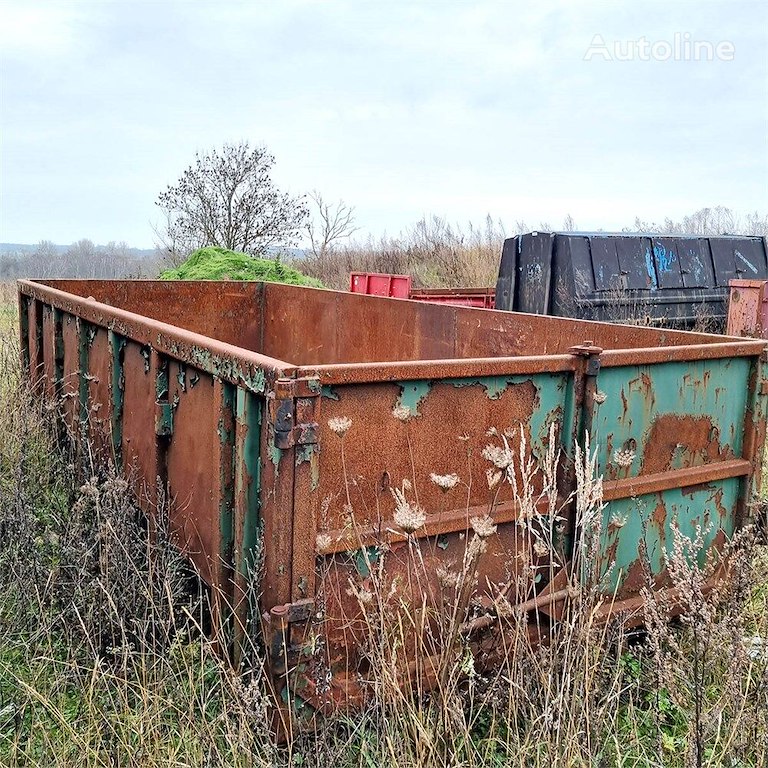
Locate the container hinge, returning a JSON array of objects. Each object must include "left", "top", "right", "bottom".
[
  {"left": 271, "top": 597, "right": 316, "bottom": 625},
  {"left": 271, "top": 377, "right": 321, "bottom": 449},
  {"left": 569, "top": 341, "right": 603, "bottom": 376},
  {"left": 264, "top": 598, "right": 317, "bottom": 675}
]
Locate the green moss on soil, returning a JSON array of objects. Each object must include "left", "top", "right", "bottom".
[{"left": 160, "top": 247, "right": 322, "bottom": 287}]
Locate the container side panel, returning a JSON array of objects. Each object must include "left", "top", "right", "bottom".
[
  {"left": 121, "top": 340, "right": 161, "bottom": 510},
  {"left": 109, "top": 331, "right": 126, "bottom": 469},
  {"left": 60, "top": 313, "right": 80, "bottom": 432},
  {"left": 595, "top": 479, "right": 739, "bottom": 596},
  {"left": 679, "top": 239, "right": 716, "bottom": 289},
  {"left": 19, "top": 292, "right": 31, "bottom": 373},
  {"left": 232, "top": 387, "right": 265, "bottom": 653},
  {"left": 616, "top": 236, "right": 656, "bottom": 290},
  {"left": 514, "top": 232, "right": 554, "bottom": 314},
  {"left": 711, "top": 238, "right": 768, "bottom": 286},
  {"left": 494, "top": 236, "right": 518, "bottom": 312},
  {"left": 28, "top": 298, "right": 45, "bottom": 389},
  {"left": 308, "top": 372, "right": 572, "bottom": 711},
  {"left": 41, "top": 304, "right": 56, "bottom": 400},
  {"left": 85, "top": 327, "right": 114, "bottom": 460},
  {"left": 316, "top": 372, "right": 569, "bottom": 545},
  {"left": 164, "top": 361, "right": 226, "bottom": 587},
  {"left": 590, "top": 238, "right": 622, "bottom": 291},
  {"left": 36, "top": 280, "right": 264, "bottom": 352},
  {"left": 255, "top": 402, "right": 295, "bottom": 611},
  {"left": 591, "top": 358, "right": 750, "bottom": 480},
  {"left": 261, "top": 287, "right": 457, "bottom": 365},
  {"left": 651, "top": 237, "right": 685, "bottom": 289}
]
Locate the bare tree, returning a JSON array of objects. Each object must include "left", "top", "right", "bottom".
[
  {"left": 156, "top": 142, "right": 308, "bottom": 260},
  {"left": 306, "top": 190, "right": 359, "bottom": 260}
]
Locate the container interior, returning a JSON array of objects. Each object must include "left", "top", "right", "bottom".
[{"left": 36, "top": 279, "right": 725, "bottom": 366}]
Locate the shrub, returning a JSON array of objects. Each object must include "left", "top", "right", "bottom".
[{"left": 159, "top": 246, "right": 323, "bottom": 287}]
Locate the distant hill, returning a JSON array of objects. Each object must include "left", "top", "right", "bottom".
[
  {"left": 0, "top": 243, "right": 306, "bottom": 259},
  {"left": 0, "top": 242, "right": 157, "bottom": 259}
]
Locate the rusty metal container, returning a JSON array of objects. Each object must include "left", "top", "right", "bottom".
[
  {"left": 349, "top": 272, "right": 412, "bottom": 298},
  {"left": 17, "top": 278, "right": 768, "bottom": 724},
  {"left": 727, "top": 279, "right": 768, "bottom": 338},
  {"left": 496, "top": 232, "right": 768, "bottom": 327},
  {"left": 408, "top": 286, "right": 496, "bottom": 308},
  {"left": 350, "top": 272, "right": 497, "bottom": 308}
]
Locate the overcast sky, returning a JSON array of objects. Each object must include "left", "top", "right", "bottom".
[{"left": 1, "top": 0, "right": 766, "bottom": 248}]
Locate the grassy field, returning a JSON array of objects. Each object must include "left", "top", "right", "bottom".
[{"left": 1, "top": 282, "right": 767, "bottom": 767}]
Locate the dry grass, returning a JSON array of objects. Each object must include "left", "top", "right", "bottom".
[
  {"left": 298, "top": 215, "right": 505, "bottom": 290},
  {"left": 0, "top": 282, "right": 17, "bottom": 335}
]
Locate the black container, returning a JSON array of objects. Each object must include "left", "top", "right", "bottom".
[{"left": 495, "top": 232, "right": 768, "bottom": 327}]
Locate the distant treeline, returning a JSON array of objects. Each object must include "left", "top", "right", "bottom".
[
  {"left": 298, "top": 206, "right": 768, "bottom": 289},
  {"left": 0, "top": 240, "right": 163, "bottom": 279}
]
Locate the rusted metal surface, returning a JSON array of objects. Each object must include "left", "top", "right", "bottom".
[
  {"left": 17, "top": 278, "right": 768, "bottom": 728},
  {"left": 727, "top": 279, "right": 768, "bottom": 338}
]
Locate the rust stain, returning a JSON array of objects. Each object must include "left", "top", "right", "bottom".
[{"left": 640, "top": 414, "right": 734, "bottom": 475}]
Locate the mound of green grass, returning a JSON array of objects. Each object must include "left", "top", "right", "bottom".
[{"left": 159, "top": 246, "right": 323, "bottom": 287}]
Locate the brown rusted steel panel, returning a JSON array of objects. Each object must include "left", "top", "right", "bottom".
[
  {"left": 17, "top": 277, "right": 768, "bottom": 730},
  {"left": 121, "top": 340, "right": 161, "bottom": 510},
  {"left": 727, "top": 279, "right": 768, "bottom": 338}
]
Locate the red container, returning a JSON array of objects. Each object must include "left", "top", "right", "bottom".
[
  {"left": 349, "top": 272, "right": 411, "bottom": 298},
  {"left": 410, "top": 287, "right": 496, "bottom": 309},
  {"left": 727, "top": 279, "right": 768, "bottom": 338}
]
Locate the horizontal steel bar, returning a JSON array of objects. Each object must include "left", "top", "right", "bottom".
[
  {"left": 297, "top": 355, "right": 579, "bottom": 385},
  {"left": 602, "top": 459, "right": 751, "bottom": 501},
  {"left": 319, "top": 496, "right": 563, "bottom": 554},
  {"left": 600, "top": 341, "right": 766, "bottom": 367}
]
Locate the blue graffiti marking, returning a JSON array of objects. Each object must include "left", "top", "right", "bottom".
[
  {"left": 644, "top": 247, "right": 658, "bottom": 290},
  {"left": 653, "top": 243, "right": 676, "bottom": 273}
]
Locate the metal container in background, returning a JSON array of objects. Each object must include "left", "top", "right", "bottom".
[
  {"left": 17, "top": 278, "right": 768, "bottom": 729},
  {"left": 349, "top": 272, "right": 412, "bottom": 298},
  {"left": 496, "top": 232, "right": 768, "bottom": 327},
  {"left": 727, "top": 279, "right": 768, "bottom": 338}
]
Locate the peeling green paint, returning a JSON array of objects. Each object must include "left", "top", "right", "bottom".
[
  {"left": 52, "top": 308, "right": 64, "bottom": 391},
  {"left": 321, "top": 385, "right": 340, "bottom": 400},
  {"left": 396, "top": 380, "right": 432, "bottom": 415},
  {"left": 296, "top": 444, "right": 320, "bottom": 490},
  {"left": 595, "top": 478, "right": 739, "bottom": 591},
  {"left": 269, "top": 442, "right": 283, "bottom": 469},
  {"left": 591, "top": 359, "right": 750, "bottom": 478},
  {"left": 155, "top": 357, "right": 173, "bottom": 437},
  {"left": 187, "top": 345, "right": 267, "bottom": 393},
  {"left": 235, "top": 387, "right": 263, "bottom": 580},
  {"left": 354, "top": 546, "right": 380, "bottom": 577},
  {"left": 450, "top": 375, "right": 522, "bottom": 399},
  {"left": 176, "top": 364, "right": 187, "bottom": 392},
  {"left": 218, "top": 382, "right": 236, "bottom": 573},
  {"left": 77, "top": 319, "right": 90, "bottom": 424}
]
